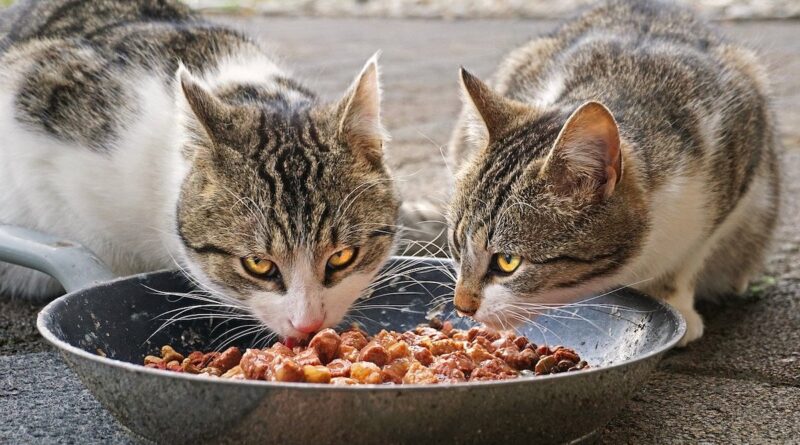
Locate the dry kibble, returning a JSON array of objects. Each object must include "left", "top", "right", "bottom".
[
  {"left": 181, "top": 357, "right": 201, "bottom": 374},
  {"left": 144, "top": 322, "right": 588, "bottom": 384},
  {"left": 557, "top": 360, "right": 576, "bottom": 372},
  {"left": 144, "top": 355, "right": 163, "bottom": 366},
  {"left": 535, "top": 355, "right": 557, "bottom": 375},
  {"left": 160, "top": 345, "right": 184, "bottom": 364}
]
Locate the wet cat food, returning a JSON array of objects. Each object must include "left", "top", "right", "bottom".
[{"left": 142, "top": 321, "right": 590, "bottom": 384}]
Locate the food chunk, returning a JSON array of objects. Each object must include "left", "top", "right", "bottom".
[
  {"left": 144, "top": 321, "right": 589, "bottom": 384},
  {"left": 358, "top": 341, "right": 389, "bottom": 367},
  {"left": 308, "top": 329, "right": 341, "bottom": 364},
  {"left": 402, "top": 361, "right": 438, "bottom": 384},
  {"left": 350, "top": 361, "right": 382, "bottom": 384}
]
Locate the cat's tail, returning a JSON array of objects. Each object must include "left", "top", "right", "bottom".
[{"left": 397, "top": 200, "right": 450, "bottom": 258}]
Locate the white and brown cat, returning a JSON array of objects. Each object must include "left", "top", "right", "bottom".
[
  {"left": 443, "top": 0, "right": 780, "bottom": 345},
  {"left": 0, "top": 0, "right": 400, "bottom": 340}
]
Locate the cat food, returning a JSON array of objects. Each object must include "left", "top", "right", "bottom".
[{"left": 142, "top": 321, "right": 590, "bottom": 384}]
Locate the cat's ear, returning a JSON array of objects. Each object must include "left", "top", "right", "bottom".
[
  {"left": 176, "top": 64, "right": 252, "bottom": 149},
  {"left": 459, "top": 68, "right": 537, "bottom": 147},
  {"left": 334, "top": 53, "right": 388, "bottom": 164},
  {"left": 544, "top": 101, "right": 622, "bottom": 201}
]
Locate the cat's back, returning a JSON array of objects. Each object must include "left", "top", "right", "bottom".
[
  {"left": 505, "top": 1, "right": 772, "bottom": 189},
  {"left": 504, "top": 0, "right": 755, "bottom": 109},
  {"left": 0, "top": 0, "right": 261, "bottom": 150},
  {"left": 0, "top": 0, "right": 194, "bottom": 48}
]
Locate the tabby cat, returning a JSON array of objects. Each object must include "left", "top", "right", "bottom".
[
  {"left": 0, "top": 0, "right": 399, "bottom": 339},
  {"left": 445, "top": 0, "right": 779, "bottom": 345}
]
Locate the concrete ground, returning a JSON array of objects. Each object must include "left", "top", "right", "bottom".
[{"left": 1, "top": 16, "right": 799, "bottom": 444}]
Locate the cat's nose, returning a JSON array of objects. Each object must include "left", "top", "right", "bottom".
[
  {"left": 454, "top": 285, "right": 480, "bottom": 316},
  {"left": 292, "top": 318, "right": 324, "bottom": 334}
]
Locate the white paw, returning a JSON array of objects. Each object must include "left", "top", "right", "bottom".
[{"left": 676, "top": 306, "right": 704, "bottom": 347}]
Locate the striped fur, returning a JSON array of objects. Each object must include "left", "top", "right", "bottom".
[
  {"left": 446, "top": 0, "right": 780, "bottom": 345},
  {"left": 0, "top": 0, "right": 399, "bottom": 339}
]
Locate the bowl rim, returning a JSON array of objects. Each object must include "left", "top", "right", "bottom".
[{"left": 36, "top": 258, "right": 686, "bottom": 393}]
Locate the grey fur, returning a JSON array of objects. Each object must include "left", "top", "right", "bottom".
[
  {"left": 445, "top": 0, "right": 779, "bottom": 331},
  {"left": 0, "top": 0, "right": 400, "bottom": 309},
  {"left": 1, "top": 0, "right": 257, "bottom": 150}
]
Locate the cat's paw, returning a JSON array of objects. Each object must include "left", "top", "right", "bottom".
[{"left": 676, "top": 306, "right": 704, "bottom": 347}]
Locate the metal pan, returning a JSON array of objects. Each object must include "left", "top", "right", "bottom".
[{"left": 0, "top": 224, "right": 685, "bottom": 444}]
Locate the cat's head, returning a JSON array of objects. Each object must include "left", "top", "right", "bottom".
[
  {"left": 174, "top": 57, "right": 399, "bottom": 339},
  {"left": 447, "top": 69, "right": 648, "bottom": 328}
]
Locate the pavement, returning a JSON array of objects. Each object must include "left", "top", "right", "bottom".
[{"left": 1, "top": 16, "right": 799, "bottom": 444}]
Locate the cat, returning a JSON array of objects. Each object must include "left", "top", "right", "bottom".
[
  {"left": 0, "top": 0, "right": 400, "bottom": 340},
  {"left": 443, "top": 0, "right": 780, "bottom": 346}
]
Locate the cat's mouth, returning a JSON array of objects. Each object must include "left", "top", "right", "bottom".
[{"left": 471, "top": 278, "right": 620, "bottom": 329}]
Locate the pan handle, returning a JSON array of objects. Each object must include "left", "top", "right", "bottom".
[{"left": 0, "top": 225, "right": 115, "bottom": 293}]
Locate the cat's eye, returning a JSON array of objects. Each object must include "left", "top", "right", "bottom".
[
  {"left": 491, "top": 253, "right": 522, "bottom": 275},
  {"left": 327, "top": 247, "right": 357, "bottom": 270},
  {"left": 241, "top": 255, "right": 277, "bottom": 277}
]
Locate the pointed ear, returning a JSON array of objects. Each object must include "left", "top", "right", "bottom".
[
  {"left": 544, "top": 101, "right": 622, "bottom": 201},
  {"left": 459, "top": 67, "right": 537, "bottom": 147},
  {"left": 176, "top": 65, "right": 253, "bottom": 149},
  {"left": 335, "top": 53, "right": 388, "bottom": 164}
]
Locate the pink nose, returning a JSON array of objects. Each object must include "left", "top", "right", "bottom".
[{"left": 292, "top": 319, "right": 323, "bottom": 334}]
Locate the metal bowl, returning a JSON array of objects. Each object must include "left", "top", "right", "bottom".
[{"left": 1, "top": 225, "right": 685, "bottom": 444}]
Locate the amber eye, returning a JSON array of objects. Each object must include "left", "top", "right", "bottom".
[
  {"left": 327, "top": 247, "right": 357, "bottom": 270},
  {"left": 241, "top": 256, "right": 276, "bottom": 277},
  {"left": 492, "top": 253, "right": 522, "bottom": 275}
]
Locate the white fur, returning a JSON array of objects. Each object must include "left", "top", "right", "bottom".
[
  {"left": 247, "top": 250, "right": 374, "bottom": 338},
  {"left": 0, "top": 59, "right": 229, "bottom": 279},
  {"left": 0, "top": 48, "right": 391, "bottom": 338},
  {"left": 470, "top": 140, "right": 771, "bottom": 346},
  {"left": 0, "top": 71, "right": 185, "bottom": 297},
  {"left": 339, "top": 53, "right": 389, "bottom": 146},
  {"left": 533, "top": 73, "right": 565, "bottom": 108}
]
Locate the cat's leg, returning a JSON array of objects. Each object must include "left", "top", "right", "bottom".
[
  {"left": 0, "top": 262, "right": 64, "bottom": 302},
  {"left": 664, "top": 280, "right": 705, "bottom": 347},
  {"left": 643, "top": 269, "right": 705, "bottom": 347},
  {"left": 656, "top": 182, "right": 776, "bottom": 345},
  {"left": 695, "top": 175, "right": 779, "bottom": 298}
]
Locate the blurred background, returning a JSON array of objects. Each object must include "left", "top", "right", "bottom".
[
  {"left": 187, "top": 0, "right": 800, "bottom": 20},
  {"left": 2, "top": 0, "right": 794, "bottom": 20},
  {"left": 189, "top": 0, "right": 800, "bottom": 20}
]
